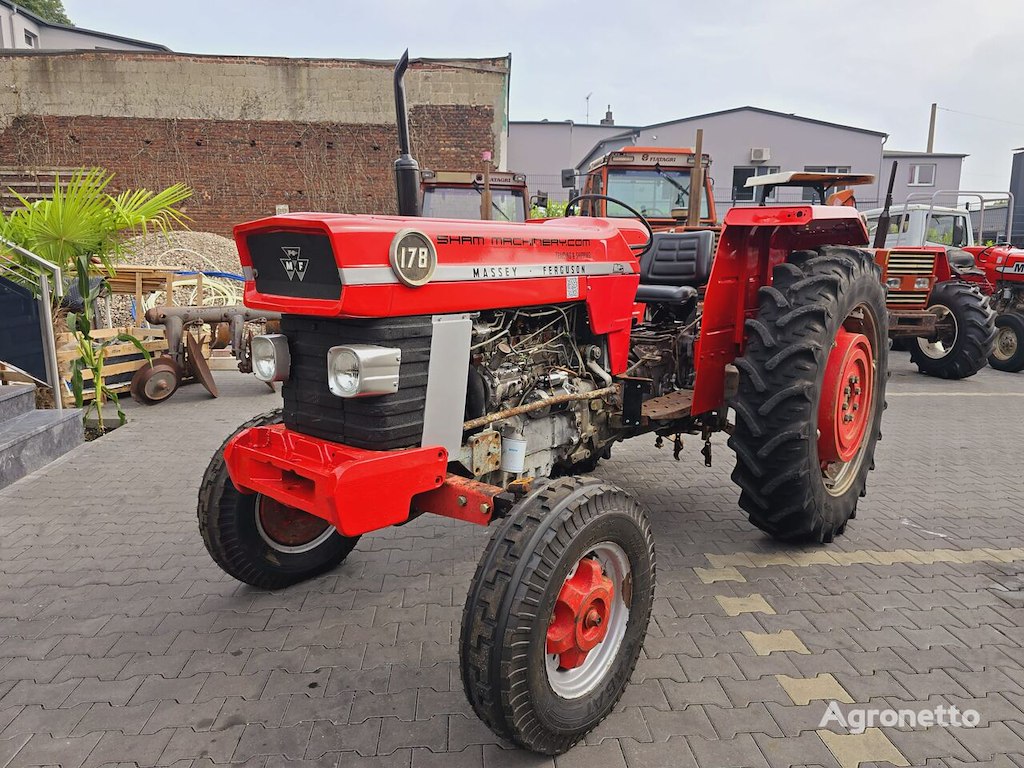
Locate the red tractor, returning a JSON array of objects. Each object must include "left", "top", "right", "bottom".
[
  {"left": 748, "top": 170, "right": 997, "bottom": 379},
  {"left": 862, "top": 190, "right": 1022, "bottom": 373},
  {"left": 198, "top": 52, "right": 890, "bottom": 754}
]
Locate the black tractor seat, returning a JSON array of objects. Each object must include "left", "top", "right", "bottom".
[{"left": 635, "top": 230, "right": 715, "bottom": 305}]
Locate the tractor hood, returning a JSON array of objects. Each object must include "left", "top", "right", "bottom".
[{"left": 235, "top": 213, "right": 646, "bottom": 318}]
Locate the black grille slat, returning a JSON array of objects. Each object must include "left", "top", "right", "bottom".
[{"left": 281, "top": 315, "right": 431, "bottom": 449}]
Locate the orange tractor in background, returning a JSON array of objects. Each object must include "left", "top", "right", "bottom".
[{"left": 563, "top": 146, "right": 718, "bottom": 231}]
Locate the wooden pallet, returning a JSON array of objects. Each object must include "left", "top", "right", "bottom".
[{"left": 55, "top": 327, "right": 169, "bottom": 407}]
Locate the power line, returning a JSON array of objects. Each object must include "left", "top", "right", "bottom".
[{"left": 936, "top": 106, "right": 1024, "bottom": 130}]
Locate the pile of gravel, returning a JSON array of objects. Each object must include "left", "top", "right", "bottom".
[{"left": 103, "top": 231, "right": 244, "bottom": 327}]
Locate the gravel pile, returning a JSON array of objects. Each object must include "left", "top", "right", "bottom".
[{"left": 104, "top": 231, "right": 244, "bottom": 327}]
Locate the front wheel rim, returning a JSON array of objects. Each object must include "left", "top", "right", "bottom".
[
  {"left": 918, "top": 304, "right": 957, "bottom": 359},
  {"left": 254, "top": 495, "right": 335, "bottom": 554},
  {"left": 545, "top": 542, "right": 631, "bottom": 700},
  {"left": 994, "top": 325, "right": 1018, "bottom": 362}
]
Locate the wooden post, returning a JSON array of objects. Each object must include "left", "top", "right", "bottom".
[
  {"left": 686, "top": 129, "right": 704, "bottom": 227},
  {"left": 481, "top": 150, "right": 493, "bottom": 221}
]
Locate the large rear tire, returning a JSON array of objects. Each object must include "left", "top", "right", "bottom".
[
  {"left": 728, "top": 247, "right": 888, "bottom": 543},
  {"left": 198, "top": 410, "right": 359, "bottom": 589},
  {"left": 909, "top": 281, "right": 995, "bottom": 379},
  {"left": 459, "top": 477, "right": 655, "bottom": 755},
  {"left": 989, "top": 312, "right": 1024, "bottom": 373}
]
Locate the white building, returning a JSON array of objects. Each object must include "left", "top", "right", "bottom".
[
  {"left": 509, "top": 107, "right": 967, "bottom": 213},
  {"left": 0, "top": 1, "right": 168, "bottom": 51}
]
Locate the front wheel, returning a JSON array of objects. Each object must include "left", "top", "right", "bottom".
[
  {"left": 198, "top": 410, "right": 359, "bottom": 589},
  {"left": 989, "top": 312, "right": 1024, "bottom": 373},
  {"left": 909, "top": 281, "right": 996, "bottom": 379},
  {"left": 729, "top": 246, "right": 888, "bottom": 543},
  {"left": 459, "top": 477, "right": 655, "bottom": 755}
]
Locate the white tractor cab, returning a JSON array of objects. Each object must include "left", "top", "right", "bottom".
[
  {"left": 861, "top": 190, "right": 1014, "bottom": 269},
  {"left": 420, "top": 169, "right": 529, "bottom": 222}
]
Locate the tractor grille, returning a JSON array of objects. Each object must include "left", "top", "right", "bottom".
[
  {"left": 886, "top": 251, "right": 937, "bottom": 276},
  {"left": 280, "top": 315, "right": 431, "bottom": 450},
  {"left": 886, "top": 291, "right": 930, "bottom": 307}
]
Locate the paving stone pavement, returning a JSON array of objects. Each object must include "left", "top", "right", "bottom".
[{"left": 1, "top": 355, "right": 1024, "bottom": 767}]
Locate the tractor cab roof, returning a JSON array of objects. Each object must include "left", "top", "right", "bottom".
[
  {"left": 744, "top": 171, "right": 876, "bottom": 189},
  {"left": 745, "top": 171, "right": 876, "bottom": 205},
  {"left": 421, "top": 169, "right": 527, "bottom": 188},
  {"left": 587, "top": 147, "right": 710, "bottom": 172}
]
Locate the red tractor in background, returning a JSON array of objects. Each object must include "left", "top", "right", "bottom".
[
  {"left": 564, "top": 145, "right": 719, "bottom": 231},
  {"left": 861, "top": 189, "right": 1022, "bottom": 373},
  {"left": 747, "top": 169, "right": 997, "bottom": 380},
  {"left": 197, "top": 52, "right": 890, "bottom": 754}
]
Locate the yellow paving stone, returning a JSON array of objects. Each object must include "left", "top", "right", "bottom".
[
  {"left": 818, "top": 728, "right": 909, "bottom": 768},
  {"left": 787, "top": 550, "right": 839, "bottom": 566},
  {"left": 776, "top": 674, "right": 854, "bottom": 705},
  {"left": 747, "top": 552, "right": 798, "bottom": 567},
  {"left": 694, "top": 566, "right": 746, "bottom": 584},
  {"left": 717, "top": 594, "right": 775, "bottom": 616},
  {"left": 704, "top": 547, "right": 1024, "bottom": 571},
  {"left": 705, "top": 552, "right": 756, "bottom": 569},
  {"left": 983, "top": 548, "right": 1020, "bottom": 563},
  {"left": 870, "top": 550, "right": 917, "bottom": 565},
  {"left": 829, "top": 550, "right": 883, "bottom": 565},
  {"left": 742, "top": 630, "right": 809, "bottom": 655}
]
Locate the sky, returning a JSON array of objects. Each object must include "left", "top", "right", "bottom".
[{"left": 63, "top": 0, "right": 1024, "bottom": 191}]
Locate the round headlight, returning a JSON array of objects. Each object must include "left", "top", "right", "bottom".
[
  {"left": 329, "top": 348, "right": 360, "bottom": 397},
  {"left": 250, "top": 334, "right": 290, "bottom": 382}
]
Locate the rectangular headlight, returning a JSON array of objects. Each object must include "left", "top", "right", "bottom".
[
  {"left": 886, "top": 277, "right": 901, "bottom": 289},
  {"left": 914, "top": 277, "right": 931, "bottom": 290},
  {"left": 251, "top": 334, "right": 290, "bottom": 382},
  {"left": 327, "top": 344, "right": 401, "bottom": 398}
]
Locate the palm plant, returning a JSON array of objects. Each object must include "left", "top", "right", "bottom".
[{"left": 0, "top": 169, "right": 192, "bottom": 428}]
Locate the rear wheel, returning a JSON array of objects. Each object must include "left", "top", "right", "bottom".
[
  {"left": 459, "top": 477, "right": 655, "bottom": 754},
  {"left": 909, "top": 281, "right": 995, "bottom": 379},
  {"left": 198, "top": 410, "right": 359, "bottom": 589},
  {"left": 989, "top": 312, "right": 1024, "bottom": 373},
  {"left": 728, "top": 246, "right": 888, "bottom": 543}
]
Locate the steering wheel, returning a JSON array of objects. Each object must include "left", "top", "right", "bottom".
[{"left": 564, "top": 193, "right": 654, "bottom": 257}]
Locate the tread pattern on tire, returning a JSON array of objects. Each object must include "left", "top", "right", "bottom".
[
  {"left": 909, "top": 281, "right": 996, "bottom": 379},
  {"left": 727, "top": 247, "right": 887, "bottom": 543},
  {"left": 459, "top": 476, "right": 655, "bottom": 754},
  {"left": 197, "top": 409, "right": 358, "bottom": 589}
]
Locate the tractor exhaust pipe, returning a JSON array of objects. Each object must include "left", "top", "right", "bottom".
[
  {"left": 872, "top": 160, "right": 898, "bottom": 249},
  {"left": 393, "top": 49, "right": 421, "bottom": 217}
]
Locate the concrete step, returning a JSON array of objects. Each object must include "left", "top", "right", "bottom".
[
  {"left": 0, "top": 408, "right": 83, "bottom": 491},
  {"left": 0, "top": 384, "right": 35, "bottom": 424}
]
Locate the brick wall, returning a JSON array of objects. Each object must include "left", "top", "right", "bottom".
[{"left": 0, "top": 52, "right": 510, "bottom": 234}]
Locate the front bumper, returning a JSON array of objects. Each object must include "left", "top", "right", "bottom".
[{"left": 223, "top": 424, "right": 448, "bottom": 536}]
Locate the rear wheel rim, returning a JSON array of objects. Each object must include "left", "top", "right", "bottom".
[
  {"left": 545, "top": 542, "right": 631, "bottom": 700},
  {"left": 994, "top": 325, "right": 1018, "bottom": 362},
  {"left": 254, "top": 495, "right": 334, "bottom": 554},
  {"left": 818, "top": 302, "right": 880, "bottom": 497},
  {"left": 917, "top": 304, "right": 957, "bottom": 359}
]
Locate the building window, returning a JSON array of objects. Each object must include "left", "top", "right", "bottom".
[
  {"left": 803, "top": 165, "right": 851, "bottom": 201},
  {"left": 23, "top": 30, "right": 38, "bottom": 48},
  {"left": 732, "top": 165, "right": 780, "bottom": 202},
  {"left": 908, "top": 163, "right": 936, "bottom": 186}
]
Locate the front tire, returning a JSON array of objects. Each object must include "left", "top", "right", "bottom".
[
  {"left": 198, "top": 410, "right": 359, "bottom": 589},
  {"left": 459, "top": 477, "right": 655, "bottom": 755},
  {"left": 989, "top": 312, "right": 1024, "bottom": 372},
  {"left": 728, "top": 247, "right": 888, "bottom": 543},
  {"left": 909, "top": 281, "right": 996, "bottom": 379}
]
